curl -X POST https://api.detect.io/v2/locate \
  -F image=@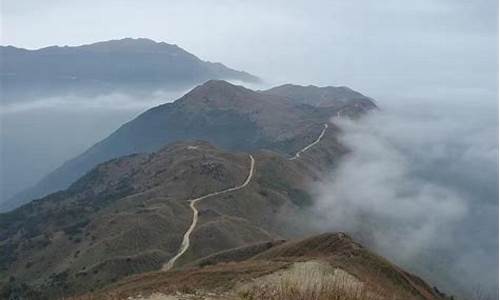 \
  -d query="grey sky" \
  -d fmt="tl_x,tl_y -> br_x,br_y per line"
1,0 -> 498,101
